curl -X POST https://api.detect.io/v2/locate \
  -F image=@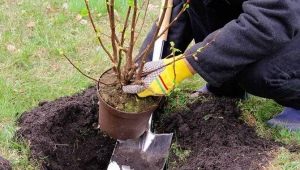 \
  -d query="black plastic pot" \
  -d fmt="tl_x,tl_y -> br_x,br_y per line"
97,69 -> 161,140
